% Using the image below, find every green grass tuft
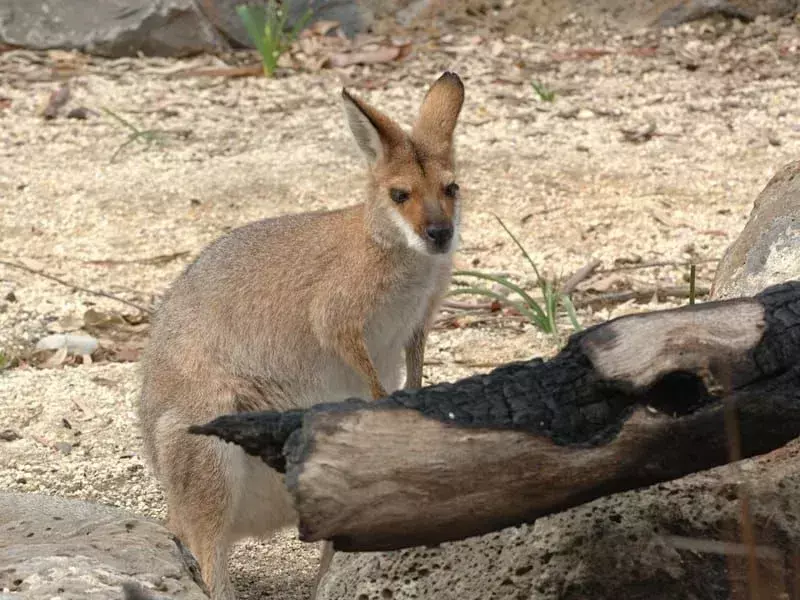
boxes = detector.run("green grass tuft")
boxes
[449,215,581,335]
[531,80,556,102]
[236,2,313,77]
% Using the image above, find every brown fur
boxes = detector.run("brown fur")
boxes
[137,73,465,600]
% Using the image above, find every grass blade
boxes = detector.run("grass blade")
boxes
[453,270,549,323]
[492,214,544,285]
[447,287,545,329]
[562,294,582,331]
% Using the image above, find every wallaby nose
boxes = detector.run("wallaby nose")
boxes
[425,223,454,250]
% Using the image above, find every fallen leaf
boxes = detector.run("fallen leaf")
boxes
[41,346,69,369]
[306,20,341,36]
[620,121,657,143]
[112,344,143,363]
[490,40,505,57]
[83,308,127,330]
[551,48,612,61]
[325,42,412,68]
[46,314,84,333]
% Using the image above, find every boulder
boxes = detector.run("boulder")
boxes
[0,0,228,57]
[0,0,366,58]
[711,159,800,300]
[0,492,208,599]
[314,160,800,600]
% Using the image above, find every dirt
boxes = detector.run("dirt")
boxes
[2,12,800,600]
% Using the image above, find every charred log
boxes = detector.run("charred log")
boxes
[189,280,800,552]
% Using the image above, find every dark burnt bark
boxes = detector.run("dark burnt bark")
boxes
[190,280,800,552]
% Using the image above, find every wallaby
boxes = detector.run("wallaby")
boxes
[137,72,465,599]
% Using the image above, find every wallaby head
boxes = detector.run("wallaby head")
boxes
[342,72,465,256]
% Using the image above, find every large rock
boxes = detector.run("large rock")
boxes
[314,161,800,600]
[0,0,366,57]
[0,492,208,599]
[712,160,800,300]
[0,0,228,57]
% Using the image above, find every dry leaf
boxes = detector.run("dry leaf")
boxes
[112,343,143,363]
[41,346,68,369]
[306,20,341,36]
[83,308,127,330]
[325,42,412,68]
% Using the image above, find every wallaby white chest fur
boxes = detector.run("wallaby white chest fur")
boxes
[137,72,465,600]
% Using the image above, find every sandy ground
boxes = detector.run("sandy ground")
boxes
[2,14,800,599]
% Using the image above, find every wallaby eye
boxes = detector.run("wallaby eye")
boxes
[444,182,460,198]
[390,188,410,204]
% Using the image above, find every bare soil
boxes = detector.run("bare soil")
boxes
[2,13,800,599]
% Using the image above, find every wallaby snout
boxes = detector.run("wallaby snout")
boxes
[424,221,454,253]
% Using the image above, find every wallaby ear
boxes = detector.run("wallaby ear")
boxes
[412,72,465,156]
[341,89,404,165]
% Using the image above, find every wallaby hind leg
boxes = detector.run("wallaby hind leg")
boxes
[159,429,240,600]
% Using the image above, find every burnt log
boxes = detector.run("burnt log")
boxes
[190,280,800,552]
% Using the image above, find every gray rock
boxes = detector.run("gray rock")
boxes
[0,492,208,599]
[0,0,228,57]
[36,332,99,355]
[711,159,800,300]
[316,160,800,599]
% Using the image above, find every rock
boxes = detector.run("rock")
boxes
[0,0,228,57]
[0,429,21,442]
[0,492,208,599]
[67,107,91,120]
[711,159,800,300]
[36,332,99,355]
[54,441,73,455]
[315,161,800,600]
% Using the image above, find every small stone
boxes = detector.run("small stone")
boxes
[5,290,16,302]
[0,429,21,442]
[35,333,98,355]
[55,442,73,455]
[576,108,595,120]
[66,107,89,120]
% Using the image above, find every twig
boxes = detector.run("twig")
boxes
[0,259,151,314]
[561,259,602,295]
[71,397,96,421]
[596,258,719,274]
[82,251,190,266]
[662,536,781,561]
[572,285,710,309]
[440,299,494,311]
[169,65,263,79]
[433,313,530,330]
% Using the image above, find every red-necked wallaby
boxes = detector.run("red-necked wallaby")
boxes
[138,72,465,599]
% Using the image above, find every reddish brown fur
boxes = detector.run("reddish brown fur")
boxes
[138,73,465,600]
